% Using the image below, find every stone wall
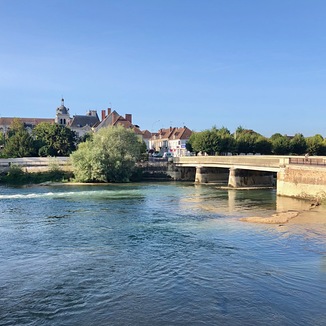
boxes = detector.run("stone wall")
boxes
[277,165,326,199]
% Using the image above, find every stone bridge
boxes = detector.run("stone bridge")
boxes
[173,155,326,200]
[1,155,326,199]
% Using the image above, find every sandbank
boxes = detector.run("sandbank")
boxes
[240,201,326,225]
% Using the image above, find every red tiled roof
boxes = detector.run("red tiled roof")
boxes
[154,126,192,140]
[0,117,54,126]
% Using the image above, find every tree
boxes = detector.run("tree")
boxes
[254,136,272,154]
[185,134,194,153]
[289,133,307,155]
[186,127,235,155]
[306,134,326,156]
[187,129,216,155]
[0,132,5,147]
[33,123,77,156]
[216,127,235,154]
[2,119,36,158]
[235,129,260,154]
[270,134,290,155]
[70,125,145,182]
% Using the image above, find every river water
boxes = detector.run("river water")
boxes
[0,183,325,326]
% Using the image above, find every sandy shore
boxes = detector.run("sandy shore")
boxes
[240,201,326,225]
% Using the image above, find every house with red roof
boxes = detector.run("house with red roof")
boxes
[149,126,192,157]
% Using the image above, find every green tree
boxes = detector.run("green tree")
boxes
[235,129,260,154]
[306,134,326,156]
[70,125,145,182]
[2,119,35,158]
[0,132,5,147]
[78,132,93,143]
[254,136,272,154]
[33,123,77,156]
[187,127,235,155]
[216,127,235,154]
[187,129,215,155]
[289,133,307,155]
[270,134,290,155]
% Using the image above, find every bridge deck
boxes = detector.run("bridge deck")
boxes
[174,155,326,172]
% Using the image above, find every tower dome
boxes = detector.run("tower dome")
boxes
[56,98,69,115]
[55,98,70,126]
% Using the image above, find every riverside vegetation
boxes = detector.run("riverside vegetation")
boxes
[2,119,326,185]
[0,125,146,185]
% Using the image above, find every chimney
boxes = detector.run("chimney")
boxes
[107,108,111,116]
[101,110,106,121]
[125,114,132,123]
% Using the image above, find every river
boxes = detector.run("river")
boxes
[0,182,325,325]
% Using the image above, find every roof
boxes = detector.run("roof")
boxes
[56,98,69,115]
[69,115,100,128]
[153,126,192,140]
[0,117,54,127]
[94,110,146,136]
[94,110,120,131]
[142,130,152,139]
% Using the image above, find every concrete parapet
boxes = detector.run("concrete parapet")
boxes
[277,165,326,200]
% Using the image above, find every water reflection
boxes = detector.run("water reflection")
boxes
[0,183,326,326]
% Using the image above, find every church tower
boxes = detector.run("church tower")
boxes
[55,98,70,126]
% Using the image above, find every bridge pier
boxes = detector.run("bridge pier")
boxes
[195,166,229,184]
[174,155,326,199]
[167,165,195,181]
[228,168,275,188]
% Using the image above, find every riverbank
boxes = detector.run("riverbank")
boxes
[240,199,325,225]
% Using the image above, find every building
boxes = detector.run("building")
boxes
[54,98,100,138]
[55,98,70,127]
[69,110,100,138]
[0,99,100,139]
[0,117,54,135]
[0,99,158,149]
[149,126,192,157]
[95,108,151,146]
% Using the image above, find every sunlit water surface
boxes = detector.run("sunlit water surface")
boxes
[0,183,325,326]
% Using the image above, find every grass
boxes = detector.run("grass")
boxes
[0,165,73,185]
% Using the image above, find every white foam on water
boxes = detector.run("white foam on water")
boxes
[0,189,141,200]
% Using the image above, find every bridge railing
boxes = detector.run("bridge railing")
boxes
[289,157,326,166]
[174,155,282,168]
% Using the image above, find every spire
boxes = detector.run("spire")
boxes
[61,98,64,106]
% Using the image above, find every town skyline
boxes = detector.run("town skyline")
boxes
[1,0,325,137]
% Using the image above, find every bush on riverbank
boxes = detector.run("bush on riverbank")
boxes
[70,126,146,183]
[0,165,73,185]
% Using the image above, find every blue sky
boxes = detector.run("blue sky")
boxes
[0,0,325,137]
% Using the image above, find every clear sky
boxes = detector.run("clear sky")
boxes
[0,0,325,137]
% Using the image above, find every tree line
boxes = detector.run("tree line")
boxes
[1,119,326,183]
[0,119,78,158]
[0,120,146,183]
[186,126,326,156]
